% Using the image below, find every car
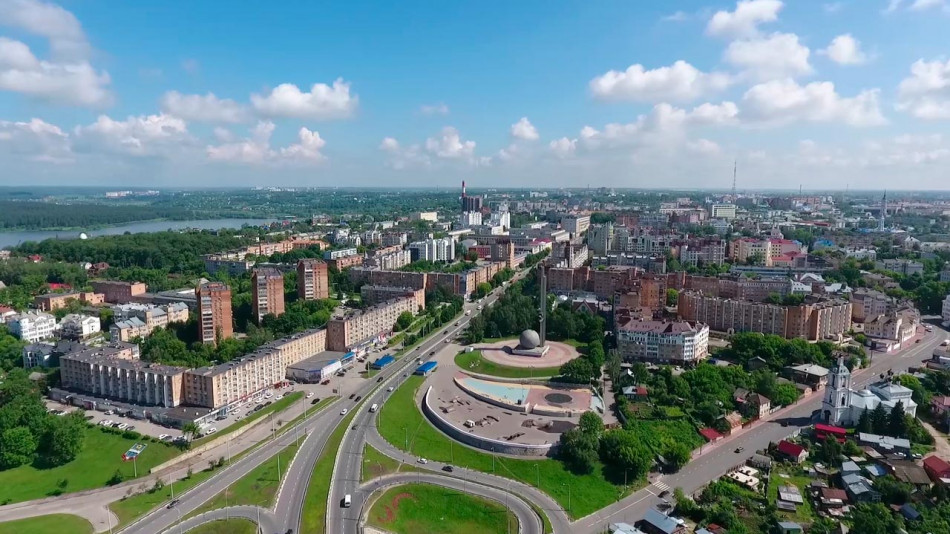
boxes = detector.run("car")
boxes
[781,421,789,427]
[340,409,349,416]
[387,386,395,392]
[377,376,384,382]
[429,351,435,356]
[444,338,450,343]
[916,339,921,343]
[311,398,321,405]
[354,395,362,401]
[166,499,180,509]
[417,458,428,464]
[734,447,744,453]
[321,379,330,385]
[403,373,408,377]
[455,321,460,326]
[658,490,670,498]
[254,404,264,412]
[206,427,217,435]
[306,392,314,398]
[351,425,357,430]
[349,393,356,400]
[158,433,170,440]
[442,465,454,472]
[116,423,128,430]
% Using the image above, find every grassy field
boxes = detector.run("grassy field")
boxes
[367,483,517,534]
[192,392,304,447]
[767,469,816,524]
[0,426,181,505]
[190,441,301,517]
[0,514,93,534]
[455,350,562,379]
[300,408,358,534]
[109,462,221,527]
[378,376,625,518]
[186,518,258,534]
[361,443,418,482]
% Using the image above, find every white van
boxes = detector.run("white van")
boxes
[343,494,352,508]
[370,403,379,413]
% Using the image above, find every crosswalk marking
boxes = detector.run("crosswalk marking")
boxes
[652,481,670,492]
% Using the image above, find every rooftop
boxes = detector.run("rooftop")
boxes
[617,319,702,334]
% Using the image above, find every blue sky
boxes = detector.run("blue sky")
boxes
[2,0,950,189]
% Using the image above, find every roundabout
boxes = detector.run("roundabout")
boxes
[470,338,581,369]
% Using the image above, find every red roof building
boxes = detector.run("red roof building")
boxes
[700,428,723,442]
[814,423,847,443]
[923,455,950,484]
[776,440,808,463]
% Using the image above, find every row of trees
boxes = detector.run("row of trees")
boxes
[0,370,85,470]
[558,412,655,480]
[721,332,851,372]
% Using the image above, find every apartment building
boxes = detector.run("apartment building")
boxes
[203,253,255,276]
[349,268,427,291]
[616,319,709,364]
[360,285,426,309]
[59,342,187,408]
[561,214,591,236]
[865,309,920,344]
[877,259,925,276]
[110,302,189,341]
[382,233,408,247]
[850,288,896,323]
[296,258,330,300]
[730,238,803,266]
[678,291,852,340]
[324,248,359,260]
[491,240,516,269]
[252,268,285,323]
[33,291,104,312]
[710,203,737,219]
[589,223,614,255]
[364,249,411,270]
[91,280,148,303]
[327,296,417,352]
[183,328,327,409]
[411,211,438,222]
[60,314,101,340]
[327,254,364,270]
[8,312,57,342]
[679,238,727,266]
[197,282,233,345]
[246,240,294,257]
[408,237,456,262]
[942,294,950,326]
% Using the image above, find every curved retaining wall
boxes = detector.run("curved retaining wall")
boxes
[422,386,552,457]
[453,376,529,413]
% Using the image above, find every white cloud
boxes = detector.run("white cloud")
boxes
[687,138,722,155]
[378,137,431,169]
[206,121,325,164]
[884,0,903,12]
[740,79,886,126]
[823,2,844,12]
[549,137,577,157]
[662,10,688,22]
[213,127,234,142]
[420,103,449,115]
[251,78,357,120]
[0,36,110,107]
[724,32,812,80]
[909,0,946,11]
[0,117,71,161]
[897,58,950,119]
[379,137,400,152]
[0,0,89,59]
[160,91,249,123]
[510,117,539,141]
[820,34,868,65]
[578,102,738,150]
[590,60,732,103]
[74,113,190,155]
[181,58,200,74]
[706,0,783,38]
[425,127,475,159]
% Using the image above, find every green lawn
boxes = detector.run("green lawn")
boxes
[186,518,258,534]
[191,441,300,517]
[455,350,562,379]
[110,463,221,528]
[192,391,304,446]
[367,482,517,534]
[767,468,816,524]
[300,408,358,534]
[362,443,417,483]
[0,514,93,534]
[378,376,626,519]
[0,426,181,505]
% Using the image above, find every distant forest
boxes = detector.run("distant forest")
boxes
[0,201,235,231]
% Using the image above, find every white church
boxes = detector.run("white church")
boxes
[821,357,917,426]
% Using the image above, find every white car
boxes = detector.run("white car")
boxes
[306,392,314,398]
[206,427,218,435]
[417,458,428,464]
[387,386,395,392]
[158,434,170,441]
[116,423,128,430]
[99,419,112,426]
[340,408,349,416]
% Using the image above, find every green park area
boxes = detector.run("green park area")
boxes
[367,483,517,534]
[0,514,93,534]
[0,425,180,505]
[455,350,562,379]
[187,518,258,534]
[377,375,625,518]
[362,442,410,482]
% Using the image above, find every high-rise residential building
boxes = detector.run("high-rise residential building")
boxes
[252,268,285,323]
[616,319,709,364]
[408,237,456,262]
[710,203,737,219]
[462,195,483,213]
[327,296,417,353]
[197,282,233,345]
[589,223,614,255]
[561,214,591,236]
[459,211,483,228]
[297,259,330,300]
[942,294,950,326]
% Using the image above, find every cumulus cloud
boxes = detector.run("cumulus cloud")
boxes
[251,78,358,120]
[379,137,400,152]
[510,117,539,141]
[740,79,886,126]
[909,0,946,11]
[207,121,326,164]
[820,34,868,65]
[160,91,249,123]
[425,127,475,159]
[706,0,783,38]
[0,117,71,161]
[687,138,722,155]
[420,103,449,115]
[378,137,431,169]
[74,113,190,155]
[724,32,812,80]
[0,0,89,59]
[0,36,111,107]
[662,11,688,22]
[897,58,950,119]
[549,137,577,157]
[590,60,732,102]
[578,102,738,150]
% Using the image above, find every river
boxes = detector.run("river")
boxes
[0,218,278,249]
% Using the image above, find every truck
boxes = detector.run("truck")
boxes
[370,403,379,413]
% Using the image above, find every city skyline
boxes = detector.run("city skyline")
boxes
[2,0,950,189]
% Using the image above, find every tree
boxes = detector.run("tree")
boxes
[605,349,622,383]
[599,429,652,479]
[579,411,603,439]
[474,282,492,299]
[557,427,598,474]
[871,403,889,435]
[182,422,200,441]
[874,475,913,505]
[888,401,908,438]
[661,439,691,472]
[818,435,843,467]
[0,427,36,469]
[394,311,413,332]
[666,289,679,307]
[849,503,905,534]
[38,412,85,467]
[559,358,595,384]
[769,383,800,407]
[856,407,872,434]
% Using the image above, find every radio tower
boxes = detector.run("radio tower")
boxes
[731,160,737,202]
[878,191,887,232]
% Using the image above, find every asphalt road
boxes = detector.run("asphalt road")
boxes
[164,505,278,534]
[357,472,543,534]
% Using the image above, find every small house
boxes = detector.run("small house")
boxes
[776,440,808,464]
[777,522,803,534]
